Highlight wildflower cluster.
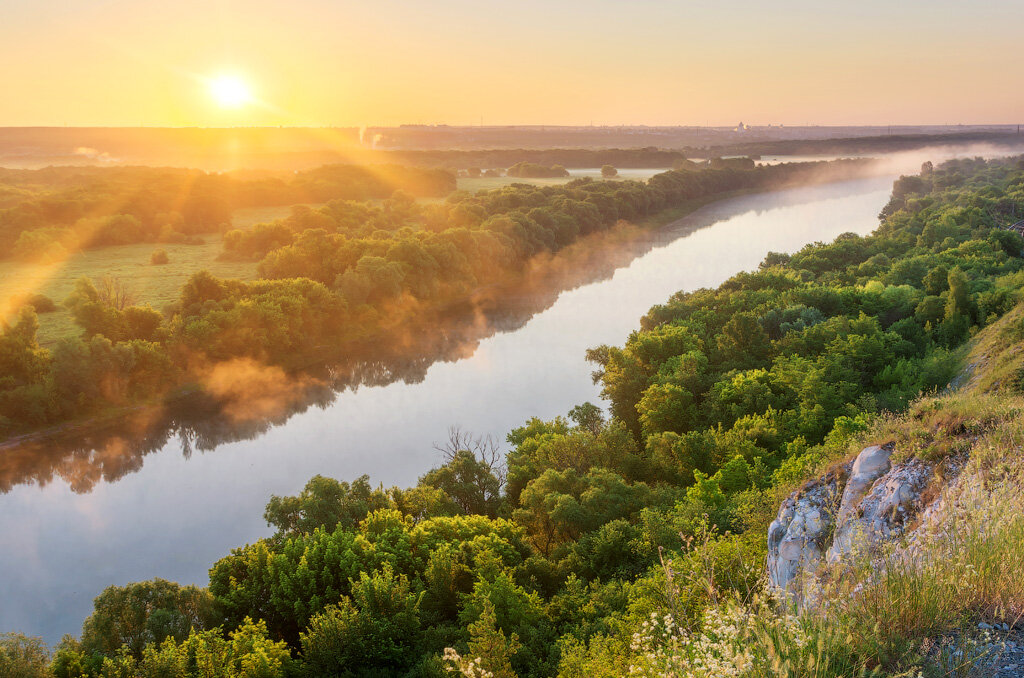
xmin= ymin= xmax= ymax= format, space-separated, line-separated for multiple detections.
xmin=628 ymin=606 xmax=753 ymax=677
xmin=443 ymin=648 xmax=495 ymax=678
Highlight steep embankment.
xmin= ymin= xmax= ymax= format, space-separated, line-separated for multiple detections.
xmin=769 ymin=301 xmax=1024 ymax=673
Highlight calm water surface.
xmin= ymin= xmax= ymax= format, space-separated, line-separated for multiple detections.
xmin=0 ymin=176 xmax=896 ymax=643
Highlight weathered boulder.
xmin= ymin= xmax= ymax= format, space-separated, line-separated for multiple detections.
xmin=828 ymin=457 xmax=930 ymax=563
xmin=767 ymin=467 xmax=846 ymax=598
xmin=836 ymin=444 xmax=893 ymax=522
xmin=768 ymin=443 xmax=937 ymax=605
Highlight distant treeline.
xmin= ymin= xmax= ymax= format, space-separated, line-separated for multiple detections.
xmin=701 ymin=131 xmax=1024 ymax=158
xmin=0 ymin=164 xmax=455 ymax=260
xmin=375 ymin=148 xmax=689 ymax=170
xmin=0 ymin=159 xmax=876 ymax=438
xmin=505 ymin=162 xmax=570 ymax=178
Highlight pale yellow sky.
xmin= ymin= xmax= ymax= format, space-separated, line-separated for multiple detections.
xmin=2 ymin=0 xmax=1022 ymax=127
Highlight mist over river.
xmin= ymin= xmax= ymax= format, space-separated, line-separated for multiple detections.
xmin=0 ymin=175 xmax=897 ymax=643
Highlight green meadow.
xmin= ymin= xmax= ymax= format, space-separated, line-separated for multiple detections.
xmin=0 ymin=205 xmax=300 ymax=346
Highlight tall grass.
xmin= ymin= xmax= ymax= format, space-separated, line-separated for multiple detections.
xmin=631 ymin=456 xmax=1024 ymax=676
xmin=828 ymin=460 xmax=1024 ymax=673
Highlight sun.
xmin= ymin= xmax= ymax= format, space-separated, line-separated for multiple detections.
xmin=208 ymin=74 xmax=252 ymax=109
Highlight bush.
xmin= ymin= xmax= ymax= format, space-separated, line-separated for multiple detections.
xmin=150 ymin=249 xmax=169 ymax=265
xmin=300 ymin=566 xmax=424 ymax=674
xmin=601 ymin=165 xmax=618 ymax=178
xmin=95 ymin=618 xmax=291 ymax=678
xmin=13 ymin=294 xmax=57 ymax=314
xmin=12 ymin=228 xmax=68 ymax=263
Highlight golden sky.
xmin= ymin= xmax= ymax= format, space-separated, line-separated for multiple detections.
xmin=2 ymin=0 xmax=1022 ymax=127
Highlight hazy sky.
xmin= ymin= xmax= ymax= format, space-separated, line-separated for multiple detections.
xmin=2 ymin=0 xmax=1022 ymax=127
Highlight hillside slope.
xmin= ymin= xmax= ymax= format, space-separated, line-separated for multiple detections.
xmin=768 ymin=300 xmax=1024 ymax=676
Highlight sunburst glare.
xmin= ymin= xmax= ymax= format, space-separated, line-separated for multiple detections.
xmin=208 ymin=74 xmax=252 ymax=108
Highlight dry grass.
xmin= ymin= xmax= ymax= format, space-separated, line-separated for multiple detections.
xmin=862 ymin=392 xmax=1024 ymax=466
xmin=955 ymin=301 xmax=1024 ymax=396
xmin=821 ymin=458 xmax=1024 ymax=672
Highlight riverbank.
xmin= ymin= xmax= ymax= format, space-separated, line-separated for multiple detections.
xmin=0 ymin=164 xmax=885 ymax=451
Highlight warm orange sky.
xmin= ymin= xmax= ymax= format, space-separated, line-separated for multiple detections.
xmin=2 ymin=0 xmax=1022 ymax=127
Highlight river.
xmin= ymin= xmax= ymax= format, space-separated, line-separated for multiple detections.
xmin=0 ymin=174 xmax=897 ymax=644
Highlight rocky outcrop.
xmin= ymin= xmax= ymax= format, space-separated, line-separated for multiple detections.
xmin=828 ymin=456 xmax=930 ymax=563
xmin=767 ymin=465 xmax=848 ymax=601
xmin=768 ymin=443 xmax=942 ymax=604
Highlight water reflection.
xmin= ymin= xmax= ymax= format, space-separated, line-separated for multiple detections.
xmin=0 ymin=176 xmax=894 ymax=496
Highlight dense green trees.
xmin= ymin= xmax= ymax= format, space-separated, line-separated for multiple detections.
xmin=0 ymin=633 xmax=51 ymax=678
xmin=77 ymin=580 xmax=218 ymax=657
xmin=264 ymin=474 xmax=391 ymax=538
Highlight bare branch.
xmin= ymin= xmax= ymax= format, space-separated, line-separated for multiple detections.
xmin=434 ymin=425 xmax=507 ymax=490
xmin=97 ymin=275 xmax=138 ymax=310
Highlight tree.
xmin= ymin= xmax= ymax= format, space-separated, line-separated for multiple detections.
xmin=49 ymin=636 xmax=103 ymax=678
xmin=64 ymin=277 xmax=164 ymax=343
xmin=915 ymin=295 xmax=945 ymax=325
xmin=568 ymin=402 xmax=605 ymax=434
xmin=922 ymin=260 xmax=948 ymax=292
xmin=458 ymin=574 xmax=554 ymax=676
xmin=637 ymin=383 xmax=697 ymax=436
xmin=0 ymin=307 xmax=49 ymax=387
xmin=513 ymin=468 xmax=651 ymax=554
xmin=944 ymin=266 xmax=972 ymax=321
xmin=12 ymin=229 xmax=68 ymax=263
xmin=419 ymin=449 xmax=503 ymax=517
xmin=461 ymin=598 xmax=521 ymax=678
xmin=95 ymin=275 xmax=138 ymax=310
xmin=79 ymin=579 xmax=217 ymax=657
xmin=600 ymin=165 xmax=618 ymax=178
xmin=263 ymin=474 xmax=391 ymax=538
xmin=299 ymin=566 xmax=423 ymax=675
xmin=0 ymin=633 xmax=50 ymax=678
xmin=716 ymin=311 xmax=771 ymax=369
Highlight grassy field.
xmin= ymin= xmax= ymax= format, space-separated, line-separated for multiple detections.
xmin=0 ymin=205 xmax=299 ymax=346
xmin=456 ymin=167 xmax=666 ymax=193
xmin=230 ymin=204 xmax=314 ymax=230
